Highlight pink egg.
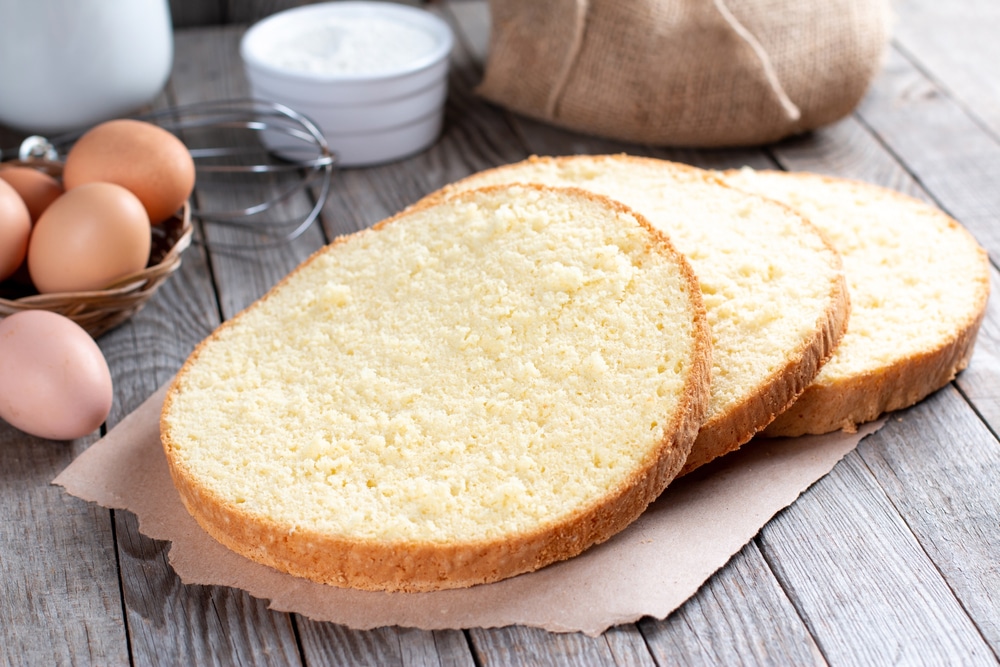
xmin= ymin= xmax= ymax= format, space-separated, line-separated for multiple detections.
xmin=0 ymin=310 xmax=113 ymax=440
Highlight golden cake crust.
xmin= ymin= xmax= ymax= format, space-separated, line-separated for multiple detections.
xmin=720 ymin=170 xmax=990 ymax=437
xmin=161 ymin=184 xmax=712 ymax=592
xmin=428 ymin=155 xmax=849 ymax=474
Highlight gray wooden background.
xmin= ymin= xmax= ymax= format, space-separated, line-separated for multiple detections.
xmin=2 ymin=0 xmax=998 ymax=664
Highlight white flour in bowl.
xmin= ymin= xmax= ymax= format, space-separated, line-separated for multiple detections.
xmin=259 ymin=15 xmax=439 ymax=76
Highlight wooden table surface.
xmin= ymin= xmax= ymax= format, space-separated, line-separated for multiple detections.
xmin=3 ymin=1 xmax=999 ymax=665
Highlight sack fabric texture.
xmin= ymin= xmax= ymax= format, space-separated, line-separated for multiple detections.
xmin=476 ymin=0 xmax=892 ymax=147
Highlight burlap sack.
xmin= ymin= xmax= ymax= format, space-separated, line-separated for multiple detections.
xmin=477 ymin=0 xmax=891 ymax=147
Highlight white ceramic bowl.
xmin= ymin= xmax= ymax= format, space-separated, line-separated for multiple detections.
xmin=241 ymin=1 xmax=454 ymax=167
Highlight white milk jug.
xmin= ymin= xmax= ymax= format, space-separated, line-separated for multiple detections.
xmin=0 ymin=0 xmax=173 ymax=134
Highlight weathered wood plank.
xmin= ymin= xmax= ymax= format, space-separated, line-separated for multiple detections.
xmin=297 ymin=624 xmax=406 ymax=666
xmin=857 ymin=387 xmax=1000 ymax=656
xmin=298 ymin=623 xmax=474 ymax=667
xmin=432 ymin=630 xmax=479 ymax=667
xmin=0 ymin=114 xmax=142 ymax=667
xmin=639 ymin=543 xmax=823 ymax=666
xmin=0 ymin=430 xmax=129 ymax=666
xmin=116 ymin=516 xmax=303 ymax=666
xmin=892 ymin=0 xmax=1000 ymax=140
xmin=108 ymin=272 xmax=303 ymax=666
xmin=765 ymin=116 xmax=929 ymax=200
xmin=468 ymin=626 xmax=622 ymax=667
xmin=853 ymin=47 xmax=1000 ymax=263
xmin=598 ymin=626 xmax=656 ymax=667
xmin=0 ymin=51 xmax=237 ymax=667
xmin=511 ymin=112 xmax=778 ymax=172
xmin=759 ymin=445 xmax=997 ymax=665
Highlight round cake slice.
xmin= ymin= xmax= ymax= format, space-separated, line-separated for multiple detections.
xmin=161 ymin=184 xmax=711 ymax=592
xmin=431 ymin=156 xmax=849 ymax=473
xmin=720 ymin=169 xmax=991 ymax=436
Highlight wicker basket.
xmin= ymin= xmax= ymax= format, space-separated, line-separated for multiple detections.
xmin=0 ymin=160 xmax=193 ymax=338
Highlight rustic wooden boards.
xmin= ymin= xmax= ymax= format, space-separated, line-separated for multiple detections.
xmin=2 ymin=0 xmax=999 ymax=664
xmin=0 ymin=429 xmax=128 ymax=665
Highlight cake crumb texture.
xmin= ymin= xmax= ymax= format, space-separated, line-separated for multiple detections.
xmin=722 ymin=168 xmax=991 ymax=436
xmin=161 ymin=184 xmax=711 ymax=591
xmin=434 ymin=155 xmax=848 ymax=472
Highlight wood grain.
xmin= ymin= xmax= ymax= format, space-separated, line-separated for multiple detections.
xmin=0 ymin=123 xmax=130 ymax=667
xmin=857 ymin=387 xmax=1000 ymax=656
xmin=639 ymin=543 xmax=823 ymax=666
xmin=854 ymin=47 xmax=1000 ymax=262
xmin=0 ymin=431 xmax=128 ymax=666
xmin=468 ymin=626 xmax=624 ymax=667
xmin=116 ymin=513 xmax=303 ymax=666
xmin=766 ymin=116 xmax=930 ymax=201
xmin=298 ymin=623 xmax=474 ymax=667
xmin=601 ymin=626 xmax=657 ymax=667
xmin=892 ymin=0 xmax=1000 ymax=141
xmin=759 ymin=448 xmax=996 ymax=665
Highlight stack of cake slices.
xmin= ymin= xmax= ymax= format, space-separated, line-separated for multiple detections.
xmin=160 ymin=155 xmax=990 ymax=592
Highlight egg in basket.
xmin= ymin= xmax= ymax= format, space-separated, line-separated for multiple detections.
xmin=0 ymin=119 xmax=194 ymax=338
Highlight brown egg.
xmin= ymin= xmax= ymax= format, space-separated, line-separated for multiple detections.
xmin=0 ymin=178 xmax=31 ymax=281
xmin=63 ymin=119 xmax=195 ymax=225
xmin=0 ymin=310 xmax=113 ymax=440
xmin=0 ymin=166 xmax=64 ymax=222
xmin=28 ymin=182 xmax=151 ymax=293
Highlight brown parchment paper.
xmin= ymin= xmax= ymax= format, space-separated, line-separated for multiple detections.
xmin=53 ymin=384 xmax=884 ymax=636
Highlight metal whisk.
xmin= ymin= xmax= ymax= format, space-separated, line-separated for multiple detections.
xmin=4 ymin=99 xmax=337 ymax=246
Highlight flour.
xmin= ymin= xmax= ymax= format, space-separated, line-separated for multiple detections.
xmin=260 ymin=15 xmax=438 ymax=76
